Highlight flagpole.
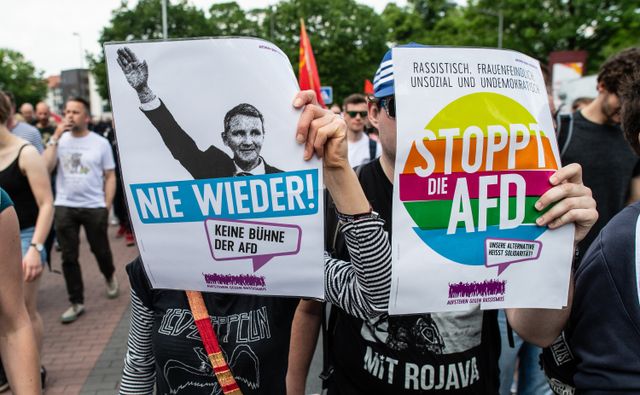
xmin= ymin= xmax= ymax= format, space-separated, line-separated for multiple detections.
xmin=162 ymin=0 xmax=168 ymax=39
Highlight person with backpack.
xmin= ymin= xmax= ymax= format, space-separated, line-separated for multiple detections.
xmin=287 ymin=44 xmax=599 ymax=395
xmin=541 ymin=71 xmax=640 ymax=395
xmin=343 ymin=93 xmax=381 ymax=166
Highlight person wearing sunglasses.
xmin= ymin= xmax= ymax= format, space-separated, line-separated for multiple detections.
xmin=343 ymin=94 xmax=381 ymax=166
xmin=288 ymin=44 xmax=598 ymax=395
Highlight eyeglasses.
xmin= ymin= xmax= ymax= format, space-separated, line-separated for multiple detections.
xmin=380 ymin=96 xmax=396 ymax=119
xmin=346 ymin=111 xmax=368 ymax=118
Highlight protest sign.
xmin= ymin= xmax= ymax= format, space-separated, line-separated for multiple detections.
xmin=390 ymin=47 xmax=574 ymax=314
xmin=104 ymin=38 xmax=323 ymax=298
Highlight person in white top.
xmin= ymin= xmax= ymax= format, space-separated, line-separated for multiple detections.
xmin=44 ymin=97 xmax=118 ymax=324
xmin=343 ymin=93 xmax=381 ymax=166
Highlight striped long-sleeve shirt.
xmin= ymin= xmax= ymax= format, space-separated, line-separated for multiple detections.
xmin=119 ymin=216 xmax=391 ymax=394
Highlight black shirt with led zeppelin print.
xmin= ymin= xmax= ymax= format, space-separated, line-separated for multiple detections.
xmin=125 ymin=259 xmax=299 ymax=395
xmin=326 ymin=159 xmax=501 ymax=394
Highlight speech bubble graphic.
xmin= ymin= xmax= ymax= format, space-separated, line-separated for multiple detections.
xmin=204 ymin=218 xmax=301 ymax=271
xmin=485 ymin=237 xmax=542 ymax=275
xmin=399 ymin=92 xmax=556 ymax=267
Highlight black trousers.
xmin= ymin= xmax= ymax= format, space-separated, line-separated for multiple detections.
xmin=54 ymin=206 xmax=115 ymax=304
xmin=113 ymin=175 xmax=130 ymax=231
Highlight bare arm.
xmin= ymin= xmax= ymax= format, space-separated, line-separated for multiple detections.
xmin=20 ymin=146 xmax=54 ymax=282
xmin=104 ymin=169 xmax=116 ymax=211
xmin=293 ymin=90 xmax=370 ymax=215
xmin=506 ymin=163 xmax=597 ymax=347
xmin=506 ymin=273 xmax=574 ymax=347
xmin=0 ymin=207 xmax=41 ymax=392
xmin=42 ymin=143 xmax=57 ymax=173
xmin=43 ymin=122 xmax=68 ymax=173
xmin=287 ymin=300 xmax=322 ymax=395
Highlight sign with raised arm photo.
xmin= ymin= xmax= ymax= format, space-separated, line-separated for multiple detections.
xmin=390 ymin=47 xmax=574 ymax=314
xmin=104 ymin=38 xmax=323 ymax=298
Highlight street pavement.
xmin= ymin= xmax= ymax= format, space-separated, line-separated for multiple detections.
xmin=2 ymin=223 xmax=323 ymax=394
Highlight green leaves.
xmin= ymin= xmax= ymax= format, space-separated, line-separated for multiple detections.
xmin=89 ymin=0 xmax=640 ymax=108
xmin=0 ymin=48 xmax=47 ymax=107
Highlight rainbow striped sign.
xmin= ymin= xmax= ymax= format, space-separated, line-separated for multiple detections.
xmin=390 ymin=47 xmax=574 ymax=314
xmin=399 ymin=92 xmax=556 ymax=270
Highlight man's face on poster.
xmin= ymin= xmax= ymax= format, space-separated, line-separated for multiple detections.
xmin=223 ymin=114 xmax=265 ymax=169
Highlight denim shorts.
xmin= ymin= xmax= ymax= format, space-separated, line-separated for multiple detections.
xmin=20 ymin=226 xmax=47 ymax=265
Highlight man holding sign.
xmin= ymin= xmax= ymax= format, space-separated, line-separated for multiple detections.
xmin=288 ymin=46 xmax=598 ymax=395
xmin=117 ymin=46 xmax=282 ymax=178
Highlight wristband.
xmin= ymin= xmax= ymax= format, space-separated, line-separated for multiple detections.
xmin=336 ymin=207 xmax=377 ymax=223
xmin=46 ymin=136 xmax=59 ymax=147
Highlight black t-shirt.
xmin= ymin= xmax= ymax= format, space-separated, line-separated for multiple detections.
xmin=0 ymin=145 xmax=39 ymax=230
xmin=126 ymin=259 xmax=299 ymax=394
xmin=560 ymin=111 xmax=640 ymax=258
xmin=37 ymin=124 xmax=55 ymax=142
xmin=326 ymin=159 xmax=500 ymax=395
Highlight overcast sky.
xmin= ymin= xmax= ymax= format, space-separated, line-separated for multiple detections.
xmin=1 ymin=0 xmax=405 ymax=77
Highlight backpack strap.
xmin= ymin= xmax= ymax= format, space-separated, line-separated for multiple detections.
xmin=324 ymin=164 xmax=366 ymax=255
xmin=506 ymin=318 xmax=515 ymax=348
xmin=368 ymin=138 xmax=377 ymax=161
xmin=319 ymin=303 xmax=337 ymax=389
xmin=556 ymin=113 xmax=574 ymax=158
xmin=320 ymin=164 xmax=366 ymax=389
xmin=634 ymin=213 xmax=640 ymax=305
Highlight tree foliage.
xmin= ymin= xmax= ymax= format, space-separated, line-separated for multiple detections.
xmin=382 ymin=0 xmax=640 ymax=72
xmin=90 ymin=0 xmax=387 ymax=106
xmin=90 ymin=0 xmax=640 ymax=105
xmin=267 ymin=0 xmax=388 ymax=102
xmin=0 ymin=49 xmax=47 ymax=107
xmin=469 ymin=0 xmax=640 ymax=71
xmin=89 ymin=0 xmax=210 ymax=100
xmin=208 ymin=2 xmax=260 ymax=36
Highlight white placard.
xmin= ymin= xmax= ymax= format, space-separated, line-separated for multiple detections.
xmin=105 ymin=38 xmax=324 ymax=298
xmin=390 ymin=47 xmax=574 ymax=314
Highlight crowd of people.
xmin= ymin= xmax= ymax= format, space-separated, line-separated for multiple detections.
xmin=0 ymin=92 xmax=132 ymax=392
xmin=0 ymin=42 xmax=638 ymax=395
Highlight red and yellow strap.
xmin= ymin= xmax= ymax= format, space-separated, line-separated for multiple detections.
xmin=186 ymin=290 xmax=243 ymax=395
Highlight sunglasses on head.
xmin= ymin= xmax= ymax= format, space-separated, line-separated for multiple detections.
xmin=380 ymin=96 xmax=396 ymax=119
xmin=346 ymin=110 xmax=368 ymax=118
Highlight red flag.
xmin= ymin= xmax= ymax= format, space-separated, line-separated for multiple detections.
xmin=299 ymin=19 xmax=325 ymax=107
xmin=364 ymin=79 xmax=374 ymax=95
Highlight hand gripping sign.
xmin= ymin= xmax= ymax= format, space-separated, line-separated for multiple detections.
xmin=390 ymin=47 xmax=574 ymax=314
